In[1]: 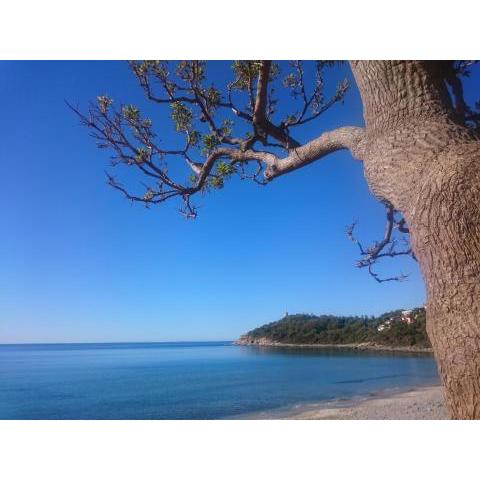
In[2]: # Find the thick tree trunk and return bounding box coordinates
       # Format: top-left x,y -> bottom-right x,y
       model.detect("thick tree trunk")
350,61 -> 480,419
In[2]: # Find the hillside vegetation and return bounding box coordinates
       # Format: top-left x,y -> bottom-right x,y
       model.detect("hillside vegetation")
238,308 -> 430,348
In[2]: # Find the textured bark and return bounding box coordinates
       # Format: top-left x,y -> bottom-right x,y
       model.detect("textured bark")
350,61 -> 480,419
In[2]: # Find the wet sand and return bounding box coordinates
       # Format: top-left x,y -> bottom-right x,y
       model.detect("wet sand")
239,385 -> 448,420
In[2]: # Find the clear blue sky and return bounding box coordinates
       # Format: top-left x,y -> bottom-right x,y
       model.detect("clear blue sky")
1,61 -> 478,343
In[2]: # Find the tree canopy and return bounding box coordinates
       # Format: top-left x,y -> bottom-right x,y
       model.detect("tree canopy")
72,60 -> 479,283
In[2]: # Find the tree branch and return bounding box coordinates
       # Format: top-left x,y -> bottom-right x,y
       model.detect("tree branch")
252,61 -> 300,149
346,203 -> 415,283
73,61 -> 364,219
264,126 -> 365,180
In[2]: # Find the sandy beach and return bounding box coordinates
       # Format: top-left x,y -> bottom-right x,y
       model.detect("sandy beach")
286,386 -> 448,419
240,385 -> 448,420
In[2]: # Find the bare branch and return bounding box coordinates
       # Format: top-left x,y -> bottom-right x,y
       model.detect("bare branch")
347,203 -> 415,283
367,265 -> 408,284
282,61 -> 349,130
264,126 -> 365,180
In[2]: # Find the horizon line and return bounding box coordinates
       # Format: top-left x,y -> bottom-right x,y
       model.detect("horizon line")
0,340 -> 234,346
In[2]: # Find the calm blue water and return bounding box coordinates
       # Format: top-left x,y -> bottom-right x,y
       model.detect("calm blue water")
0,342 -> 439,419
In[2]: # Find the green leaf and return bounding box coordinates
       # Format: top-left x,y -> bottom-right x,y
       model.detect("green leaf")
122,105 -> 140,121
170,101 -> 192,132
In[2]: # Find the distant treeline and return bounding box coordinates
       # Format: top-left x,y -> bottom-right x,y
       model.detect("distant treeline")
241,308 -> 430,348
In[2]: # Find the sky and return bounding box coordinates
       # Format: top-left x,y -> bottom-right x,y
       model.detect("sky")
1,61 -> 479,343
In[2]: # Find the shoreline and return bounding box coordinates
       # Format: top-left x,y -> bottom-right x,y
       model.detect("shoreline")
236,384 -> 447,420
234,338 -> 433,354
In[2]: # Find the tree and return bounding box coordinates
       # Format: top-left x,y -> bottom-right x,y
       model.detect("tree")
72,60 -> 480,419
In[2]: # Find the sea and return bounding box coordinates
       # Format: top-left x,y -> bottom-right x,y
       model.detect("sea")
0,341 -> 440,419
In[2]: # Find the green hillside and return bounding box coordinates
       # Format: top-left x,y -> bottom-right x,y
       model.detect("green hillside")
239,308 -> 430,348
